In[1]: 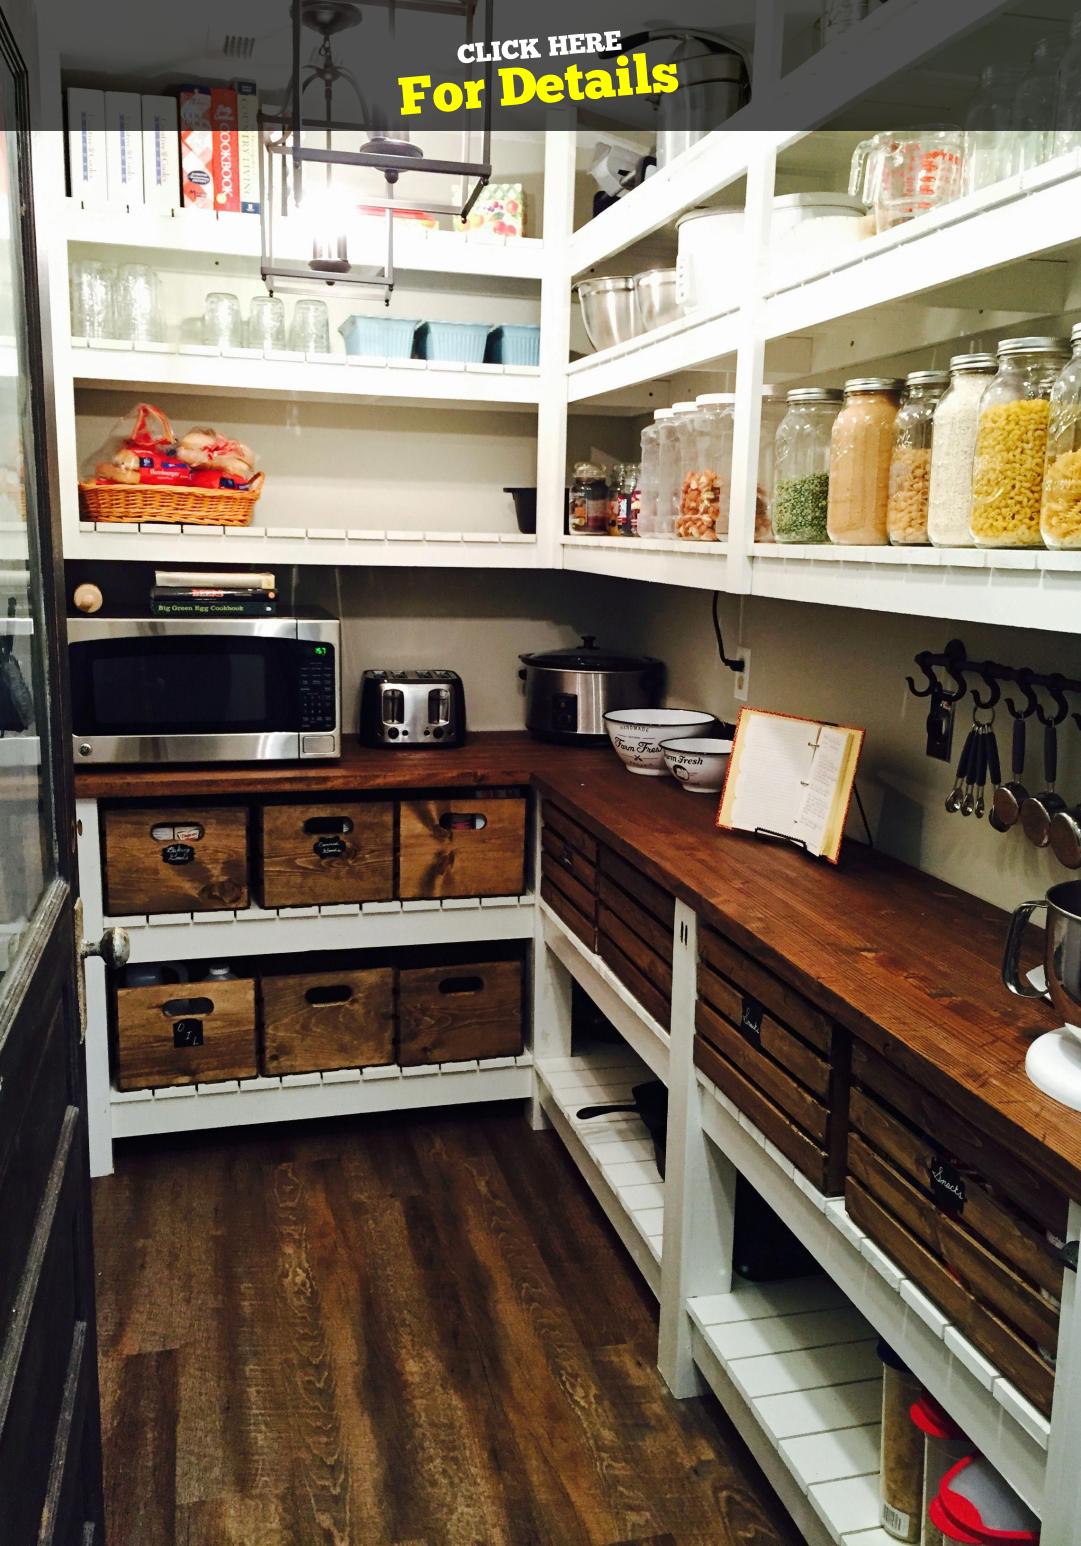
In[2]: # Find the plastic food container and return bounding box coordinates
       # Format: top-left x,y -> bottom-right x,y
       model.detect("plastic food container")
486,324 -> 540,367
878,1340 -> 924,1542
929,1455 -> 1039,1543
887,369 -> 949,545
926,353 -> 997,547
1040,321 -> 1081,548
909,1393 -> 970,1546
338,314 -> 419,359
675,207 -> 744,315
970,335 -> 1070,547
659,402 -> 698,537
773,387 -> 843,544
415,320 -> 492,363
677,394 -> 734,541
826,377 -> 903,544
768,192 -> 869,277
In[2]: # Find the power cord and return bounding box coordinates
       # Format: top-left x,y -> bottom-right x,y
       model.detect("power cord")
712,592 -> 745,674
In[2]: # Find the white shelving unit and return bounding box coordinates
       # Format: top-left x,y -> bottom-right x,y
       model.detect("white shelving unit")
69,524 -> 539,568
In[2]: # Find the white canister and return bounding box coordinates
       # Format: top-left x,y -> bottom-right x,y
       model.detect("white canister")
675,207 -> 744,315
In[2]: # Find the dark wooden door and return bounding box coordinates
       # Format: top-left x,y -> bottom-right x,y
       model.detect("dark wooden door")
0,4 -> 106,1541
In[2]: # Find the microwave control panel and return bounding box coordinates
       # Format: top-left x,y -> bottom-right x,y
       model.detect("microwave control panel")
299,644 -> 337,732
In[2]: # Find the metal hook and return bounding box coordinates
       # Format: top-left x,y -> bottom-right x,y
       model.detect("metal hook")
905,653 -> 941,700
1005,669 -> 1039,721
1034,674 -> 1070,727
970,670 -> 1001,711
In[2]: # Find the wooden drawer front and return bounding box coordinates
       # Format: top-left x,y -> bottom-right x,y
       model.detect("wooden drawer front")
696,926 -> 848,1195
596,845 -> 674,1028
103,806 -> 248,915
541,801 -> 598,950
261,969 -> 395,1077
848,1042 -> 1066,1417
114,977 -> 258,1090
398,960 -> 523,1066
259,802 -> 393,908
399,795 -> 526,900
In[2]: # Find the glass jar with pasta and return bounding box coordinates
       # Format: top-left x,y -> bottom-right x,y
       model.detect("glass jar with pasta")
1040,323 -> 1081,548
887,369 -> 949,545
970,336 -> 1070,547
826,377 -> 903,544
677,393 -> 734,541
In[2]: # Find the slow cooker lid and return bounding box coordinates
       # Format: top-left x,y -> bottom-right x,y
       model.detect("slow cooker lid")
520,635 -> 661,672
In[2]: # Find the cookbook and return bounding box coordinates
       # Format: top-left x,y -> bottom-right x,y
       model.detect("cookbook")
716,707 -> 864,864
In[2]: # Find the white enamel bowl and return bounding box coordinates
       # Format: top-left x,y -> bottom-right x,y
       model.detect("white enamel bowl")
604,708 -> 716,776
661,737 -> 733,793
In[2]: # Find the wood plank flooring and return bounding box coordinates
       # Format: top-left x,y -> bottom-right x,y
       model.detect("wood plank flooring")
92,1105 -> 805,1546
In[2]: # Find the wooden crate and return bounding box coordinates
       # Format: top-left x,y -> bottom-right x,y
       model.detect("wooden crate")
113,976 -> 257,1090
595,845 -> 675,1028
694,925 -> 850,1196
399,793 -> 526,901
847,1041 -> 1066,1417
102,806 -> 249,915
398,959 -> 523,1066
539,799 -> 598,950
261,968 -> 395,1076
258,801 -> 394,909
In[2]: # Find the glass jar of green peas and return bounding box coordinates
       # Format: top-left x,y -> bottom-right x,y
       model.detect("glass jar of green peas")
772,388 -> 844,544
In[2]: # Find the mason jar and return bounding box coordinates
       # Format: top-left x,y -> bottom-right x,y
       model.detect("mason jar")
826,377 -> 903,544
1040,323 -> 1081,548
757,387 -> 788,540
887,369 -> 949,545
970,336 -> 1070,547
772,387 -> 843,544
926,353 -> 997,547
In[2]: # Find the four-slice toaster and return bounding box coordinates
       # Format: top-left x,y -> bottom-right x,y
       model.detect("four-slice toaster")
358,669 -> 466,749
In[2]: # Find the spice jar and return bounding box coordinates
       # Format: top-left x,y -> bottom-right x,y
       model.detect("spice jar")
909,1393 -> 970,1546
773,387 -> 843,543
757,388 -> 788,540
826,377 -> 903,544
1041,322 -> 1081,548
878,1339 -> 923,1542
926,353 -> 997,547
887,370 -> 949,545
659,402 -> 696,537
569,462 -> 605,534
607,462 -> 638,536
677,393 -> 734,541
970,335 -> 1070,547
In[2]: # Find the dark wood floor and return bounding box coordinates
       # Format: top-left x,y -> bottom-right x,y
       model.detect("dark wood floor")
92,1104 -> 804,1546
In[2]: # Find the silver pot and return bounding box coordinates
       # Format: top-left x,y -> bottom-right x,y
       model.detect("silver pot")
634,269 -> 681,331
518,636 -> 664,743
1003,879 -> 1081,1027
574,277 -> 642,353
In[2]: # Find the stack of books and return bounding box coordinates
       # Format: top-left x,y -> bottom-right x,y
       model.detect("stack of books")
150,571 -> 277,617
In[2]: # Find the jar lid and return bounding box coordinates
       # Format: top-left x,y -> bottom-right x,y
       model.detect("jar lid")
1072,322 -> 1081,346
905,369 -> 950,388
695,392 -> 735,405
519,636 -> 662,672
786,387 -> 844,403
573,461 -> 604,478
997,335 -> 1070,356
949,352 -> 997,373
844,376 -> 904,394
671,400 -> 699,413
654,407 -> 675,420
910,1392 -> 967,1442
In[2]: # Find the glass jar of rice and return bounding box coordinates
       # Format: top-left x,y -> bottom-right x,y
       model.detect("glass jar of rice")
1040,323 -> 1081,549
970,336 -> 1070,547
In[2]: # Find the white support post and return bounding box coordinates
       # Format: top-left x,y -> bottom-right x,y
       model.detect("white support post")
658,900 -> 737,1397
529,791 -> 572,1129
1040,1200 -> 1081,1541
76,798 -> 114,1177
537,125 -> 576,570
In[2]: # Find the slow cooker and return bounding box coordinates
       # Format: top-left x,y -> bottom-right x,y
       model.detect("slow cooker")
518,636 -> 664,744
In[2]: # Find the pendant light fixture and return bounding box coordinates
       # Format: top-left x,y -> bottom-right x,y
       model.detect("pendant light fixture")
259,0 -> 493,300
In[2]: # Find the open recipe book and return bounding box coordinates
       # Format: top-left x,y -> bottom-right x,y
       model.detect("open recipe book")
716,708 -> 865,864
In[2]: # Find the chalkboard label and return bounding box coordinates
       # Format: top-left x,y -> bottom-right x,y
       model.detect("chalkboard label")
161,843 -> 195,866
313,835 -> 347,859
172,1019 -> 204,1048
740,994 -> 763,1045
928,1157 -> 966,1214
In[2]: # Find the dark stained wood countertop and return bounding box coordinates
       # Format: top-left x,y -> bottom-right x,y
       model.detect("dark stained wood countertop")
75,733 -> 1079,1196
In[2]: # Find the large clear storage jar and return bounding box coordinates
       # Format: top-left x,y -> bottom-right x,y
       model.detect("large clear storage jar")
887,370 -> 949,545
637,410 -> 668,536
826,377 -> 903,544
1040,323 -> 1081,548
926,353 -> 997,547
970,335 -> 1069,547
757,388 -> 788,540
772,387 -> 843,544
677,393 -> 734,541
656,404 -> 692,536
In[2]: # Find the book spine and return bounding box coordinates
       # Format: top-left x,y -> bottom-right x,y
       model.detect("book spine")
67,88 -> 107,203
178,86 -> 213,210
105,92 -> 144,209
234,80 -> 260,214
141,94 -> 180,213
150,599 -> 276,616
210,87 -> 240,213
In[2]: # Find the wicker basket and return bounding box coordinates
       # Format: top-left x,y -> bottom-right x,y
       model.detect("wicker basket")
78,472 -> 265,526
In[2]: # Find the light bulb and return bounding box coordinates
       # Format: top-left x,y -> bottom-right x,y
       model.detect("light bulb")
298,184 -> 352,274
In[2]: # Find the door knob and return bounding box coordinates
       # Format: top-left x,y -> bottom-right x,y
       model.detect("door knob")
80,926 -> 130,970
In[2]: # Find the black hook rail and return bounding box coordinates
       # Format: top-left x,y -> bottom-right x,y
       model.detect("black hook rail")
905,638 -> 1081,720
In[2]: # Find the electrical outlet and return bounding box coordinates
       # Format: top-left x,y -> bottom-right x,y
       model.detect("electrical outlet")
733,647 -> 751,702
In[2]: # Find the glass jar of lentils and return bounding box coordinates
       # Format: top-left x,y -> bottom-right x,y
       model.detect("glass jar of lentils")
772,387 -> 844,543
926,353 -> 997,547
826,377 -> 903,544
887,369 -> 949,545
970,335 -> 1070,547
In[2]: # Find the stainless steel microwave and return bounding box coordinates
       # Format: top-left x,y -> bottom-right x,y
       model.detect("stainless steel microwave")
68,614 -> 341,764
